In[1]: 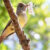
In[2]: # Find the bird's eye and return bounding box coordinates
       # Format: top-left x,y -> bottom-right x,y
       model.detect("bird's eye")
20,5 -> 23,8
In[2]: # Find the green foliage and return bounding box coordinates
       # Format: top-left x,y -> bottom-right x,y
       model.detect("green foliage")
0,0 -> 50,50
0,43 -> 9,50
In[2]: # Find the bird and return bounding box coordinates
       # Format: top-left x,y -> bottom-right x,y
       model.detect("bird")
0,3 -> 28,43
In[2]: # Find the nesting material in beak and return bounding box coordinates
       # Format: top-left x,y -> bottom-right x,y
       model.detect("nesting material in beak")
27,2 -> 35,16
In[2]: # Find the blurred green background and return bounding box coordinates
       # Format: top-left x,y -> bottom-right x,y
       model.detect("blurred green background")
0,0 -> 50,50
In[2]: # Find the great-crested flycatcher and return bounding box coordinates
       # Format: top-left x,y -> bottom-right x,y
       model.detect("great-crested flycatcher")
0,3 -> 28,43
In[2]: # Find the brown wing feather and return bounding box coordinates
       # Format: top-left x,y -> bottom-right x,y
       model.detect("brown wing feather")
1,20 -> 15,39
2,20 -> 12,33
0,20 -> 15,43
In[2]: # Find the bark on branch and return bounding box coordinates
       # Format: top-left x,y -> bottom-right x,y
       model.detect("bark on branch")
3,0 -> 30,50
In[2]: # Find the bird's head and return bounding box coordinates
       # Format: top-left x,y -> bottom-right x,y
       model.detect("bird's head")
17,3 -> 28,12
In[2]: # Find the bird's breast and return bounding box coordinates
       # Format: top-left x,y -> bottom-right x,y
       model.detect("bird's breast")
18,15 -> 27,28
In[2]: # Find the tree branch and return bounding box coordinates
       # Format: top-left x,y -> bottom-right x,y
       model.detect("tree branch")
3,0 -> 30,50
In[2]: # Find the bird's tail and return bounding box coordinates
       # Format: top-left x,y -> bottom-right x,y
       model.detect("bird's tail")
0,36 -> 3,43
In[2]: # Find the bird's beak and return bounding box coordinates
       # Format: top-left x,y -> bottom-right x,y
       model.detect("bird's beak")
25,4 -> 29,8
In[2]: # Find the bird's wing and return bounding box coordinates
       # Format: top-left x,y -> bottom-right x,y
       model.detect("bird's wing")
0,20 -> 15,41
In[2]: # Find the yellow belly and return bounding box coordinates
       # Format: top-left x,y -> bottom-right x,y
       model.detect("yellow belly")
18,16 -> 27,28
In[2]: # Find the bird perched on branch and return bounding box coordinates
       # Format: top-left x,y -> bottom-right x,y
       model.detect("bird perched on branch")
0,3 -> 28,43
